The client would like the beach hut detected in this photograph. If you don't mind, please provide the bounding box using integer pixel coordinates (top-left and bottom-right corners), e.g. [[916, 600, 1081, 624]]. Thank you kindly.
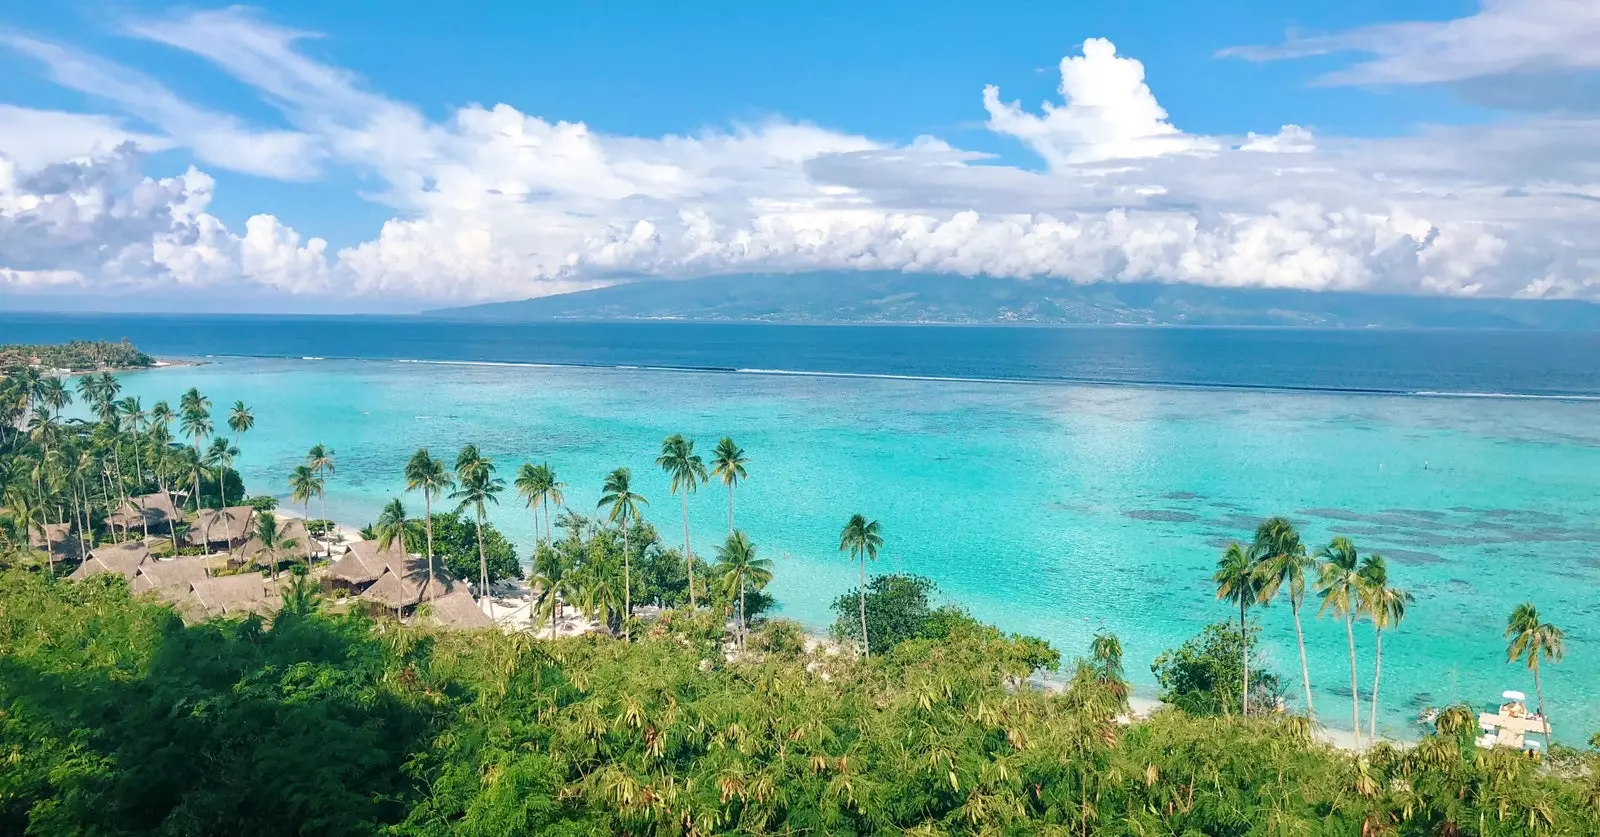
[[326, 540, 410, 591], [107, 492, 181, 536], [183, 506, 256, 551], [132, 556, 217, 601], [28, 522, 75, 558], [188, 574, 274, 618], [416, 587, 494, 630], [67, 541, 152, 581]]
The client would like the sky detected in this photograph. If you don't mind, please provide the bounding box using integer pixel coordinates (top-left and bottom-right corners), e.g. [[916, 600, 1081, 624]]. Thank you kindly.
[[1, 0, 1598, 312]]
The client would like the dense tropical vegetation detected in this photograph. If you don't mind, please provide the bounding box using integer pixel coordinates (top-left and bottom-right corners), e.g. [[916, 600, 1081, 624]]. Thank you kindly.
[[0, 339, 154, 371], [3, 357, 1599, 834]]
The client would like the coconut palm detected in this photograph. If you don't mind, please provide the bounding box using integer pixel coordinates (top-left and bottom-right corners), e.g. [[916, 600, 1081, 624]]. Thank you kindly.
[[1505, 602, 1564, 741], [710, 437, 748, 535], [1253, 517, 1317, 721], [1358, 554, 1412, 741], [374, 498, 416, 552], [714, 529, 773, 649], [178, 391, 211, 517], [404, 448, 453, 604], [288, 464, 323, 569], [1213, 541, 1260, 717], [253, 511, 299, 582], [597, 467, 647, 639], [117, 397, 147, 490], [206, 436, 240, 511], [515, 461, 565, 554], [1318, 536, 1367, 748], [5, 486, 50, 573], [306, 444, 335, 534], [227, 401, 253, 489], [450, 447, 504, 618], [656, 434, 707, 609], [533, 567, 582, 640], [838, 513, 883, 656]]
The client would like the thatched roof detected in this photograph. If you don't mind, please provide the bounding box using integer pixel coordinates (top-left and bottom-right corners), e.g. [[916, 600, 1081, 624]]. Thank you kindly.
[[328, 539, 408, 585], [132, 556, 215, 598], [240, 518, 312, 566], [189, 574, 273, 617], [359, 554, 462, 610], [108, 492, 180, 528], [68, 541, 151, 580], [29, 522, 72, 551], [183, 506, 256, 546], [417, 587, 492, 629]]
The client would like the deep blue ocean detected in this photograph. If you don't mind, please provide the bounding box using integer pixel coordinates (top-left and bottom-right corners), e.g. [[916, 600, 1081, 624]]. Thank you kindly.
[[5, 311, 1599, 741]]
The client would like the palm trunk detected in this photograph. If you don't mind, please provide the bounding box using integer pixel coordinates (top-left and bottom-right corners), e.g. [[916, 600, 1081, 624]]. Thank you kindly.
[[423, 490, 436, 603], [858, 553, 869, 657], [739, 580, 747, 649], [303, 500, 313, 569], [1533, 665, 1551, 741], [217, 457, 230, 556], [1283, 600, 1313, 721], [475, 505, 493, 620], [1240, 599, 1250, 717], [726, 484, 734, 536], [163, 481, 180, 558], [1345, 615, 1361, 748], [1369, 628, 1384, 741], [622, 524, 631, 642], [681, 493, 695, 610]]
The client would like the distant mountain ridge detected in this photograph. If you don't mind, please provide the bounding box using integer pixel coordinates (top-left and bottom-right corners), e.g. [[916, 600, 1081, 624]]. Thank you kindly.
[[426, 273, 1600, 330]]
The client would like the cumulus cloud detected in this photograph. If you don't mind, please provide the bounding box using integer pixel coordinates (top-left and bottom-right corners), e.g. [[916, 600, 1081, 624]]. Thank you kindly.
[[1, 5, 1598, 304]]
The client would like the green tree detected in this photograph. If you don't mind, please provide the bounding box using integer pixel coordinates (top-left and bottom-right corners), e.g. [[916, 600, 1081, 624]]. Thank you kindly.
[[1212, 541, 1260, 717], [830, 572, 932, 655], [713, 529, 772, 649], [404, 448, 453, 603], [515, 461, 564, 564], [656, 434, 707, 609], [288, 464, 323, 569], [1253, 516, 1317, 721], [1505, 602, 1564, 741], [710, 436, 748, 535], [374, 498, 416, 552], [838, 513, 883, 655], [306, 444, 335, 533], [451, 446, 505, 619], [1358, 553, 1412, 740], [178, 388, 211, 522], [1152, 621, 1283, 717], [253, 511, 298, 582], [1318, 536, 1367, 747], [597, 467, 646, 639]]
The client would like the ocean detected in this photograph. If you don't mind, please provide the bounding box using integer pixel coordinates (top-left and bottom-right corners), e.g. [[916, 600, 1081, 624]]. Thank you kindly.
[[5, 312, 1599, 741]]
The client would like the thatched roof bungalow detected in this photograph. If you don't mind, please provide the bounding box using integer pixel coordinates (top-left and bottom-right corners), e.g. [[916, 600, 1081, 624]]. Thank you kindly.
[[67, 541, 151, 581], [28, 522, 74, 555], [240, 517, 312, 567], [416, 587, 493, 630], [189, 574, 274, 618], [132, 556, 216, 600], [183, 506, 256, 549], [327, 540, 409, 588], [108, 492, 181, 533]]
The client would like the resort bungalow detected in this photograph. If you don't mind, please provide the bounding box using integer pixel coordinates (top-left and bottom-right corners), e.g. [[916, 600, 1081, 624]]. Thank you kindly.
[[107, 492, 181, 537], [132, 556, 217, 602], [67, 541, 152, 581], [239, 517, 312, 568], [183, 506, 257, 552], [187, 574, 275, 619], [28, 522, 76, 559], [328, 540, 489, 628]]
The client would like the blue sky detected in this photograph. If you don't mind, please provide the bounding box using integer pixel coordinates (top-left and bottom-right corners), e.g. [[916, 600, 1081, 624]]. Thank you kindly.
[[1, 1, 1597, 310]]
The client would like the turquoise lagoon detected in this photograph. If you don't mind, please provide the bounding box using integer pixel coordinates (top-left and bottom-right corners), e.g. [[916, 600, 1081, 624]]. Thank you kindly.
[[112, 356, 1600, 740]]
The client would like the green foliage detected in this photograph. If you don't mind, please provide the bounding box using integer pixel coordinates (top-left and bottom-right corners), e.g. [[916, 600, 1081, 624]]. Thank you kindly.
[[398, 511, 523, 582], [245, 494, 279, 511], [1152, 620, 1284, 717], [0, 340, 153, 371], [830, 572, 936, 653]]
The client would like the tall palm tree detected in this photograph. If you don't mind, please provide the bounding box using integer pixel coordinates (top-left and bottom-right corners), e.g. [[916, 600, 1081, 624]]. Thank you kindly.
[[714, 529, 773, 649], [117, 397, 146, 488], [1318, 536, 1367, 748], [288, 465, 323, 570], [1358, 554, 1412, 741], [254, 511, 298, 582], [227, 401, 253, 493], [710, 437, 748, 536], [1213, 542, 1260, 717], [838, 513, 883, 656], [5, 486, 50, 574], [451, 447, 504, 618], [657, 434, 707, 608], [178, 390, 211, 517], [374, 498, 416, 552], [1505, 602, 1564, 741], [597, 467, 647, 639], [404, 448, 453, 603], [1253, 517, 1317, 721], [306, 444, 335, 535], [534, 464, 565, 546], [206, 436, 240, 511]]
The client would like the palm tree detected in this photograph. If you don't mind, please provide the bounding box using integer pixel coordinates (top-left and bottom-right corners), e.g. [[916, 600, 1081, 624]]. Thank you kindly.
[[710, 437, 748, 535], [1253, 517, 1317, 721], [1213, 542, 1260, 717], [451, 447, 505, 618], [714, 529, 773, 649], [118, 397, 146, 489], [178, 390, 211, 517], [206, 436, 240, 511], [1318, 536, 1367, 748], [657, 434, 707, 608], [227, 401, 253, 492], [838, 513, 883, 656], [5, 486, 50, 574], [288, 465, 323, 570], [374, 498, 413, 552], [253, 511, 298, 582], [306, 444, 335, 535], [1358, 554, 1412, 741], [533, 568, 582, 640], [1505, 602, 1564, 741], [404, 448, 453, 604], [597, 467, 647, 639]]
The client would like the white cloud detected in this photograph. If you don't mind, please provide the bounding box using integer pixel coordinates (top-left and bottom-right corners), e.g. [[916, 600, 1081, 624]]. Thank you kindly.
[[1221, 0, 1600, 87], [1, 7, 1598, 304], [0, 105, 169, 170]]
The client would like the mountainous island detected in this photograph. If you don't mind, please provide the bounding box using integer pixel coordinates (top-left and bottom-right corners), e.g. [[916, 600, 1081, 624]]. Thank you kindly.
[[427, 273, 1600, 329]]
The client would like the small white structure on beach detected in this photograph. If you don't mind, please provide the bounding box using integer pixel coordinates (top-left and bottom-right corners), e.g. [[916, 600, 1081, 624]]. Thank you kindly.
[[1477, 690, 1550, 750]]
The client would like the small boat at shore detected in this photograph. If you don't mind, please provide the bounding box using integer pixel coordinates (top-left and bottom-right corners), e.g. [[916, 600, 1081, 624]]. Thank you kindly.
[[1476, 690, 1550, 751]]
